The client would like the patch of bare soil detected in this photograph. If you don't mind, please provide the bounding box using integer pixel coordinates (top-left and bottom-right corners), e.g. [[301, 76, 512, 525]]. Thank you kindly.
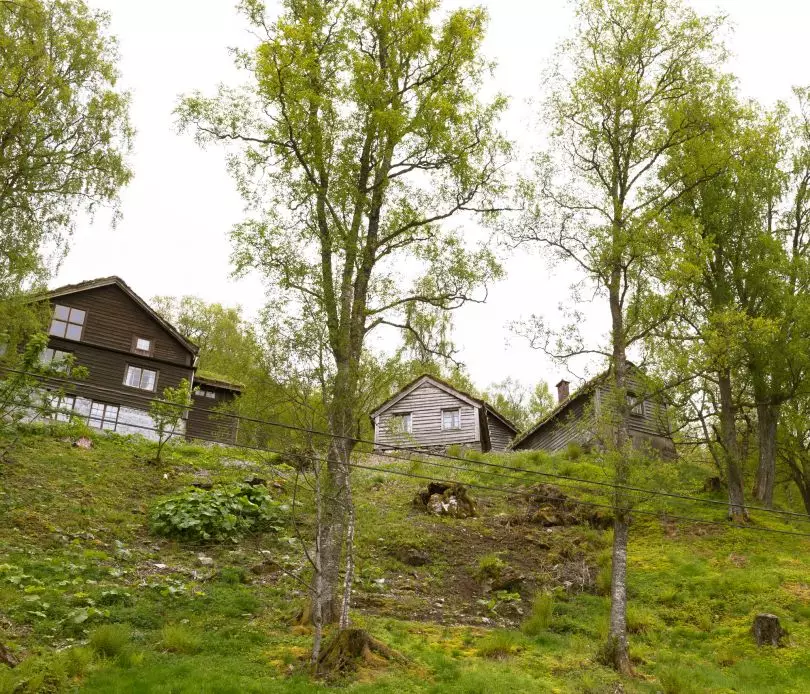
[[353, 484, 608, 628]]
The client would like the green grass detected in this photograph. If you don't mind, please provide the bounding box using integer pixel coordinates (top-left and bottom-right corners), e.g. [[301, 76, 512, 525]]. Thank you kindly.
[[1, 426, 810, 692]]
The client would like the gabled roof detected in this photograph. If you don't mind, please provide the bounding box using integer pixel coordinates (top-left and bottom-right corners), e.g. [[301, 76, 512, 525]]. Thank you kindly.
[[194, 373, 243, 392], [41, 276, 199, 356], [370, 373, 519, 435], [509, 373, 605, 449], [509, 362, 653, 450]]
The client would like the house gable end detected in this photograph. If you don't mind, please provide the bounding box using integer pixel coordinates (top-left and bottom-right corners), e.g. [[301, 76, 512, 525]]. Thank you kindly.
[[44, 277, 198, 362]]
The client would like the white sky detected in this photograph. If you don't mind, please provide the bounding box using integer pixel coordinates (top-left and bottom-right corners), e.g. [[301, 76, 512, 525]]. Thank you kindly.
[[56, 0, 810, 391]]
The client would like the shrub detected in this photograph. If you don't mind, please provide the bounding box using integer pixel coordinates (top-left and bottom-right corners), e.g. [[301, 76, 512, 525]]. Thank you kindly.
[[89, 623, 131, 658], [160, 624, 202, 654], [150, 483, 286, 543], [476, 630, 523, 659], [522, 592, 554, 636], [476, 553, 507, 581]]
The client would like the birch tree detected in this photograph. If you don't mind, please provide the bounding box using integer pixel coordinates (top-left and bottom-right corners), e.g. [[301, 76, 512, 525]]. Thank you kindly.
[[517, 0, 724, 673], [0, 0, 132, 293], [178, 0, 508, 628]]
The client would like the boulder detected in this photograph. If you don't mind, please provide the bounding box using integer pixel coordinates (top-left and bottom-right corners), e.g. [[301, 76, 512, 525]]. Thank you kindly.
[[414, 482, 477, 518], [392, 547, 431, 566], [752, 613, 786, 646]]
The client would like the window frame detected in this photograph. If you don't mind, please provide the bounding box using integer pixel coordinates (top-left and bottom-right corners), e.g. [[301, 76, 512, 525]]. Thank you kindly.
[[627, 393, 645, 417], [49, 304, 86, 341], [131, 335, 154, 356], [390, 412, 413, 434], [194, 387, 217, 399], [123, 364, 159, 392], [40, 348, 73, 374], [46, 392, 76, 422], [441, 407, 462, 431], [88, 401, 119, 431]]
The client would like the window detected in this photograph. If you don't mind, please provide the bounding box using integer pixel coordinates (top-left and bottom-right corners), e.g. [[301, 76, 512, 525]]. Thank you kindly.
[[89, 402, 119, 430], [46, 393, 75, 422], [132, 336, 153, 355], [124, 365, 157, 391], [442, 408, 461, 430], [390, 412, 412, 434], [49, 305, 86, 340], [40, 348, 72, 374], [627, 393, 645, 417], [195, 388, 217, 399]]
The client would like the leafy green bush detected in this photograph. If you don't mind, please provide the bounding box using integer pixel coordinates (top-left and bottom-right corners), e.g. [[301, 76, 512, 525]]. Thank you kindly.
[[150, 483, 286, 543]]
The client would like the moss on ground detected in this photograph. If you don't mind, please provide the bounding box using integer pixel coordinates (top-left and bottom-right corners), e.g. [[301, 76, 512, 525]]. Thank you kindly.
[[0, 427, 808, 692]]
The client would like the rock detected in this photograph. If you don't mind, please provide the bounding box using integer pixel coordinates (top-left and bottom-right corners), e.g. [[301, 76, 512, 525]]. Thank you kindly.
[[392, 547, 430, 566], [191, 481, 213, 490], [491, 571, 524, 592], [752, 613, 786, 646], [416, 482, 477, 518], [426, 493, 445, 515], [250, 559, 279, 575], [197, 555, 214, 567], [153, 563, 168, 570], [0, 642, 18, 668], [73, 437, 93, 449], [244, 476, 266, 487]]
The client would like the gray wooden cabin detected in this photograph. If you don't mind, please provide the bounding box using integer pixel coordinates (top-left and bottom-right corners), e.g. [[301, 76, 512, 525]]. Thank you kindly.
[[511, 369, 675, 458], [371, 374, 518, 453]]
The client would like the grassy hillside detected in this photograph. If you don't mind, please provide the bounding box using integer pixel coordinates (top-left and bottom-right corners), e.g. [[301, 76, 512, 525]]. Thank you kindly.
[[1, 427, 809, 693]]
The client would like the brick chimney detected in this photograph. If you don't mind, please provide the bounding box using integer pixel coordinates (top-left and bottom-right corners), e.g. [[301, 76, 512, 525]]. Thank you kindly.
[[556, 379, 570, 403]]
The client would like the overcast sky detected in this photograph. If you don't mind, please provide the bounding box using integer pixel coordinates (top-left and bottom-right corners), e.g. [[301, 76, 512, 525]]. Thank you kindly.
[[56, 0, 810, 391]]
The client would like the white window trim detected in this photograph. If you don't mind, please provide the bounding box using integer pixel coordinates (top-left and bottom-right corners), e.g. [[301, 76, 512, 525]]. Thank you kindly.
[[88, 401, 119, 430], [123, 364, 159, 392], [441, 407, 462, 431]]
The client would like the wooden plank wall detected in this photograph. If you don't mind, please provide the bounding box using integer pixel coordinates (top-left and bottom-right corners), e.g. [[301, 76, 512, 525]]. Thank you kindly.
[[516, 397, 594, 452], [186, 389, 239, 444], [374, 382, 481, 450], [486, 413, 515, 452]]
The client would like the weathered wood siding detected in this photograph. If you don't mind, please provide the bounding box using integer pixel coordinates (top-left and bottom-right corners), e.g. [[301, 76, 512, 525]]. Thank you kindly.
[[50, 285, 193, 366], [594, 379, 675, 457], [375, 381, 480, 450], [187, 388, 239, 444], [47, 336, 193, 415], [514, 396, 595, 452], [486, 413, 515, 452]]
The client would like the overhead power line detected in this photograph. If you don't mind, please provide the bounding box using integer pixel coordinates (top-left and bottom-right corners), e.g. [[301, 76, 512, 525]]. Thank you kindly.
[[7, 394, 810, 539], [5, 366, 809, 523]]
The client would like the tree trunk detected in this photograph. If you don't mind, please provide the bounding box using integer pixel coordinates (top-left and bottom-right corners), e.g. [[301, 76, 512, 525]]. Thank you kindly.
[[754, 401, 778, 507], [718, 369, 748, 522], [606, 273, 632, 675], [607, 511, 632, 674], [315, 362, 357, 625]]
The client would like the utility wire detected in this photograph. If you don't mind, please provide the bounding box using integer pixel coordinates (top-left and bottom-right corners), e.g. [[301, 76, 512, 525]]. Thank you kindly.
[[9, 396, 810, 540], [5, 366, 809, 523]]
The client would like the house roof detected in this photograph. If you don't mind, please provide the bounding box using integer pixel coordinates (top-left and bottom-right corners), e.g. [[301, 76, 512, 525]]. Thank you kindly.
[[370, 373, 519, 435], [509, 363, 652, 449], [41, 276, 200, 356], [194, 373, 243, 392], [509, 372, 607, 450]]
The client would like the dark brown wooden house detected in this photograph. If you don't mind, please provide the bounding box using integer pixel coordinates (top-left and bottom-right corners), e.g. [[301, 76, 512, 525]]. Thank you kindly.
[[188, 374, 242, 445], [510, 367, 675, 458], [33, 276, 241, 444], [370, 374, 518, 453]]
